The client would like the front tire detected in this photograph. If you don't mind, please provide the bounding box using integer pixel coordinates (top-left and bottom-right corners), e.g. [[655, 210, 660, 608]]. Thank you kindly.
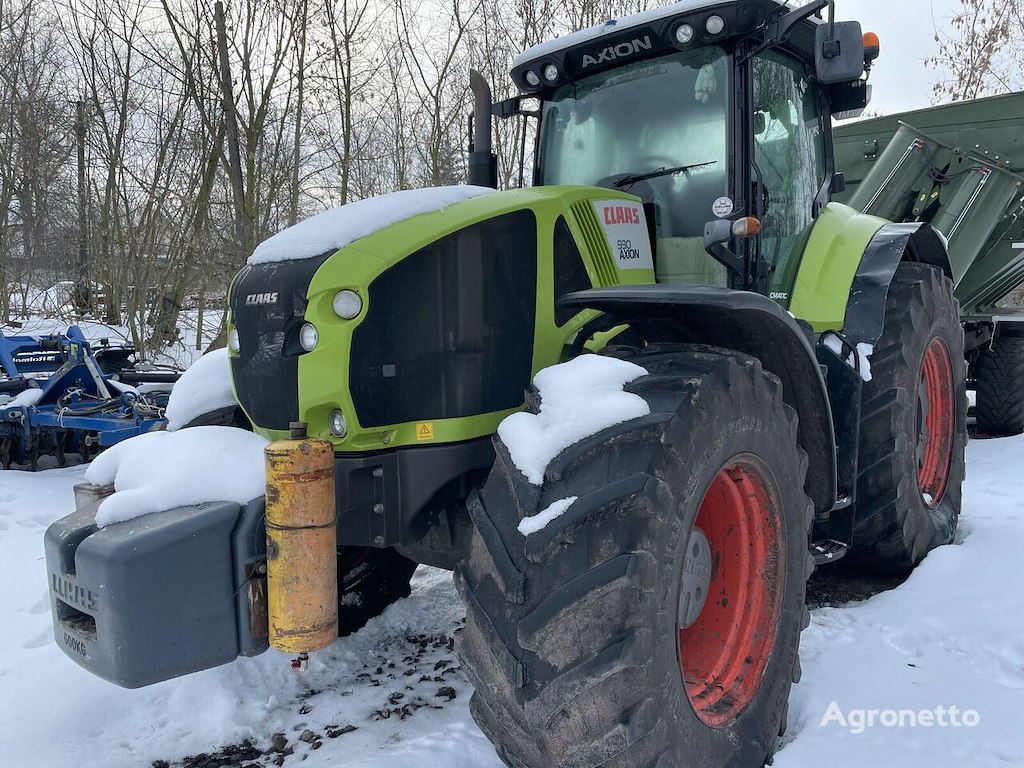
[[456, 347, 813, 768], [849, 263, 967, 572]]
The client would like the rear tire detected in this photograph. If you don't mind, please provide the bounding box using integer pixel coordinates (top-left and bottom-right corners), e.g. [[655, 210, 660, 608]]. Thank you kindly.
[[974, 334, 1024, 437], [456, 346, 813, 768], [337, 547, 418, 634], [849, 263, 967, 573]]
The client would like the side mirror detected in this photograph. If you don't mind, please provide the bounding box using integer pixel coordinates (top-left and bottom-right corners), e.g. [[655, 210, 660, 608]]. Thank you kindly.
[[815, 21, 865, 84]]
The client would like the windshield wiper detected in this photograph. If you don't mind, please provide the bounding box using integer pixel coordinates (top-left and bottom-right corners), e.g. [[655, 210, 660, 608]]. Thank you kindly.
[[611, 160, 718, 190]]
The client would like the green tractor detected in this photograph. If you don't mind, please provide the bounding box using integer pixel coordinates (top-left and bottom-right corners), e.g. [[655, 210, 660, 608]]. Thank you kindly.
[[47, 0, 976, 765]]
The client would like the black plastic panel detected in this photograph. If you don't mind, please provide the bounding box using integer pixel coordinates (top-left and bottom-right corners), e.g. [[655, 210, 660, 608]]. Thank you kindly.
[[553, 216, 592, 327], [229, 254, 331, 431], [350, 211, 538, 428], [843, 223, 953, 347], [334, 437, 495, 548]]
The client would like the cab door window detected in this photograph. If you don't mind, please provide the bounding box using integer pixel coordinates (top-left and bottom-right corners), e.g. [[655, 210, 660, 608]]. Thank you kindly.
[[751, 52, 825, 294]]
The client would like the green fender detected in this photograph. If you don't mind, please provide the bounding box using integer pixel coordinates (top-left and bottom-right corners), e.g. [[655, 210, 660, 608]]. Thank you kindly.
[[785, 202, 955, 345], [784, 203, 889, 333]]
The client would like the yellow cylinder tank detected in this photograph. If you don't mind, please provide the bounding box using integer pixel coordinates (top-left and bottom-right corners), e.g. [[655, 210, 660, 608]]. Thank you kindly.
[[264, 422, 338, 653]]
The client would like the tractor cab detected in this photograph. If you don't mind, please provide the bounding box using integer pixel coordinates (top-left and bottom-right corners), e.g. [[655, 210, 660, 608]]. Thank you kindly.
[[477, 0, 874, 298]]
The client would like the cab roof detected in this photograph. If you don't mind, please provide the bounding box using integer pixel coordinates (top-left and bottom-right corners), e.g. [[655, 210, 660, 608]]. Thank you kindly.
[[511, 0, 822, 94]]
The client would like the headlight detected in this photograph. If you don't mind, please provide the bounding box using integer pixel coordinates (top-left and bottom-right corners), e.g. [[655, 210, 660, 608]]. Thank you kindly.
[[543, 64, 559, 83], [298, 322, 319, 352], [228, 328, 240, 353], [705, 15, 725, 35], [675, 23, 695, 44], [524, 70, 541, 87], [329, 410, 347, 437], [332, 290, 362, 319]]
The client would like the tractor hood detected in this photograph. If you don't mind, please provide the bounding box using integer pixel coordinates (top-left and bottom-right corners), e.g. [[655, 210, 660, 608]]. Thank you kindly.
[[229, 186, 498, 434], [227, 185, 655, 448]]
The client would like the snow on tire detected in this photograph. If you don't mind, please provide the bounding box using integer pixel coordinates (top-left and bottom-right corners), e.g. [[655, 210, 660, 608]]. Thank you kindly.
[[455, 346, 814, 768], [849, 263, 967, 573]]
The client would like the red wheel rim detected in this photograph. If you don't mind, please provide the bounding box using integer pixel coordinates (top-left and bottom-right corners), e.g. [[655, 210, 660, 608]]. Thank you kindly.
[[678, 456, 784, 728], [917, 338, 955, 508]]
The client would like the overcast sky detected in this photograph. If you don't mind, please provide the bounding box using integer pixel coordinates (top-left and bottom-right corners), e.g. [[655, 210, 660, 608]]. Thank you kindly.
[[836, 0, 963, 115]]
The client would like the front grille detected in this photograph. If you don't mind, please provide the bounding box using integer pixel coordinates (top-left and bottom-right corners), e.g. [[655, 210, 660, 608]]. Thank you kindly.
[[350, 210, 537, 428], [229, 255, 329, 431], [570, 200, 618, 286]]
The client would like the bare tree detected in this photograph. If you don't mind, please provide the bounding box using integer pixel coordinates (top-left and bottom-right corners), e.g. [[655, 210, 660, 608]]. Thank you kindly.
[[469, 0, 555, 188], [0, 0, 694, 353], [394, 0, 484, 187], [928, 0, 1023, 101], [312, 0, 380, 204], [0, 0, 76, 323]]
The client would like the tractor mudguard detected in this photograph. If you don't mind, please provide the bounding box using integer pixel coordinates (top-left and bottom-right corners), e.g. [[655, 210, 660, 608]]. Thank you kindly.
[[44, 488, 268, 688], [842, 223, 953, 347], [786, 203, 952, 346], [559, 285, 836, 514]]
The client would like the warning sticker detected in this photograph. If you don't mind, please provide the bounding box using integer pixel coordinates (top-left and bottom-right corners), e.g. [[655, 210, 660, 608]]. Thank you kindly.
[[592, 200, 654, 271], [416, 422, 434, 441]]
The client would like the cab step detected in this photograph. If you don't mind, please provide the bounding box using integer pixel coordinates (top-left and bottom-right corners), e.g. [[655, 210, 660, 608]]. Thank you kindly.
[[811, 538, 849, 565]]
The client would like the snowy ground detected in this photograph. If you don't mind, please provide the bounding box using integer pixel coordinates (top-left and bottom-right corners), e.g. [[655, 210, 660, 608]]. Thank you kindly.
[[1, 435, 1022, 767]]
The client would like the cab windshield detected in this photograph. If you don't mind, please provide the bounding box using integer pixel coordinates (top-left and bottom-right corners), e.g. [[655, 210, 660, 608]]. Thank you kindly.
[[538, 47, 730, 286]]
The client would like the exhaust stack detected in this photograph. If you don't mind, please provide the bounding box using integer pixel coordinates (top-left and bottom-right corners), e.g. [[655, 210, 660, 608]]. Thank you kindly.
[[468, 69, 498, 189]]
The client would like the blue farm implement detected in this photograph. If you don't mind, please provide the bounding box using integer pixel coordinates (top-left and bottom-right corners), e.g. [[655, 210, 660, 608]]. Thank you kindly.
[[0, 326, 179, 469]]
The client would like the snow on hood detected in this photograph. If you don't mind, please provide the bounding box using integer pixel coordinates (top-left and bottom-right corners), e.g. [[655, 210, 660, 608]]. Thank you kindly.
[[247, 186, 494, 265], [85, 426, 268, 527], [498, 355, 650, 485], [165, 347, 237, 431]]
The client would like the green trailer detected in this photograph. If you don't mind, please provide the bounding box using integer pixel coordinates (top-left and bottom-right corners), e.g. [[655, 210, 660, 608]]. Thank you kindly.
[[834, 93, 1024, 434]]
